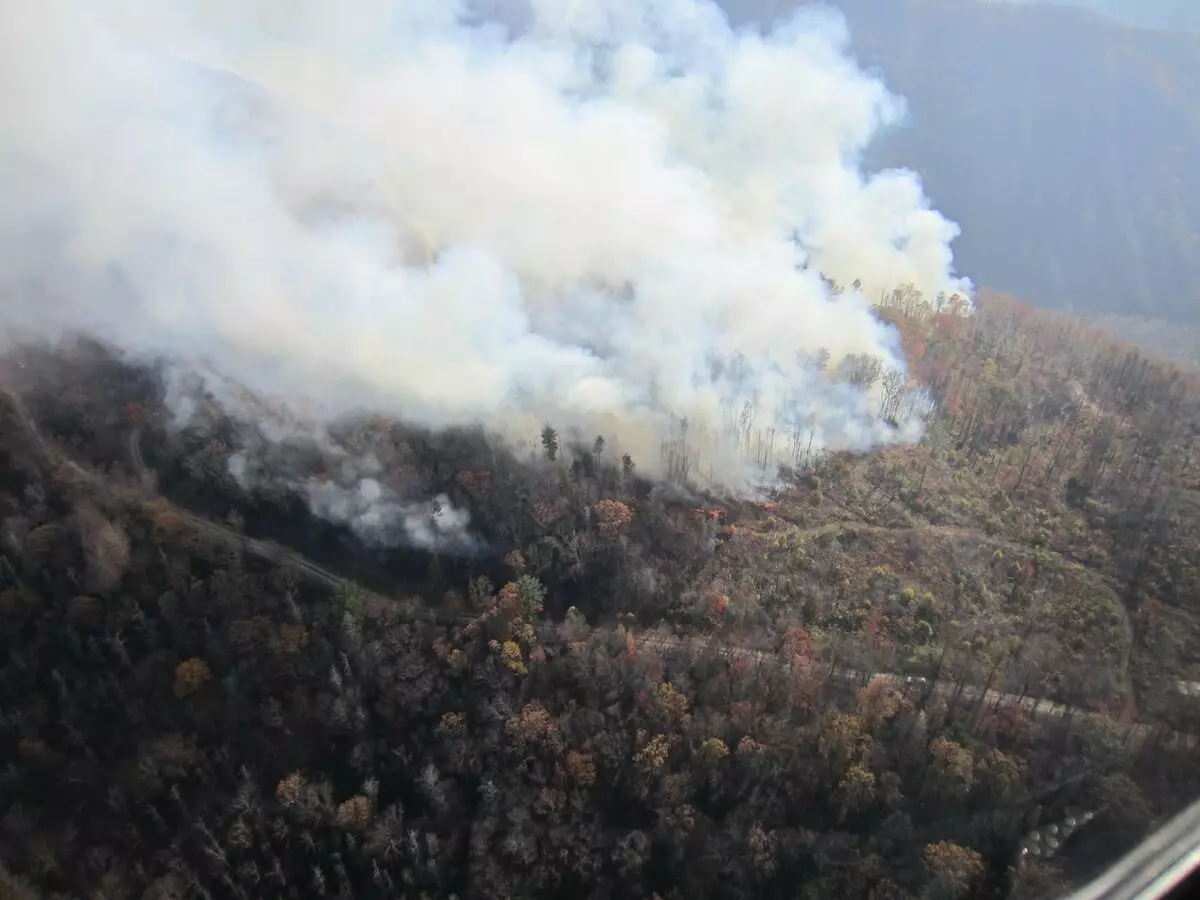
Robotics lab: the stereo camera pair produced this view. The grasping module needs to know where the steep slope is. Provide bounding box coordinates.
[722,0,1200,323]
[1022,0,1200,35]
[5,296,1200,900]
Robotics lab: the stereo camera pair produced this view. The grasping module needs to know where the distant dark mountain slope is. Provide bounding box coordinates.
[723,0,1200,322]
[1027,0,1200,36]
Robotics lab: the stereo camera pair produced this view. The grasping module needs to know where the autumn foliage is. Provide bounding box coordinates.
[3,296,1200,900]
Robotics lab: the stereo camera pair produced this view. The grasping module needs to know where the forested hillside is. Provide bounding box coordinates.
[1080,311,1200,367]
[1011,0,1200,35]
[3,289,1200,900]
[722,0,1200,324]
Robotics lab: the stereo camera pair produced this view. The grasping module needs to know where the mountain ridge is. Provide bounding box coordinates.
[722,0,1200,324]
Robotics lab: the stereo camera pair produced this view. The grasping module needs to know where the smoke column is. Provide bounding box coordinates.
[0,0,969,484]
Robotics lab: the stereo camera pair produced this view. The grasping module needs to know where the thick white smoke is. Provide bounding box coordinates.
[0,0,969,487]
[227,439,478,552]
[306,482,476,553]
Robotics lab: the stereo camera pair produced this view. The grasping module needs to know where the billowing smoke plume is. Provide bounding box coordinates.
[227,435,478,552]
[306,483,476,553]
[0,0,969,490]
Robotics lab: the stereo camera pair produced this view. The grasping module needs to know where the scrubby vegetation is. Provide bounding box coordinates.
[3,288,1200,900]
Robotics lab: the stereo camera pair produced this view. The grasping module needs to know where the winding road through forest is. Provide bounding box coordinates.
[119,420,1193,749]
[3,385,1191,749]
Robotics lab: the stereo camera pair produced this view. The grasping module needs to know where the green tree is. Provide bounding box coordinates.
[514,575,546,619]
[541,425,559,461]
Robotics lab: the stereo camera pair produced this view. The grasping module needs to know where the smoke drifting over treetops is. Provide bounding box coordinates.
[225,425,479,551]
[0,0,969,488]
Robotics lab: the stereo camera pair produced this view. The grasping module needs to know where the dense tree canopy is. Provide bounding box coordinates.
[2,289,1200,899]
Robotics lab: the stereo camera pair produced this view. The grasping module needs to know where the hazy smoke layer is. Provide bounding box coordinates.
[228,438,479,552]
[306,483,477,552]
[0,0,969,484]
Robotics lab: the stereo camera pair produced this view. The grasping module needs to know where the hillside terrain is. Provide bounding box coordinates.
[1010,0,1200,35]
[1080,312,1200,368]
[721,0,1200,324]
[3,290,1200,899]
